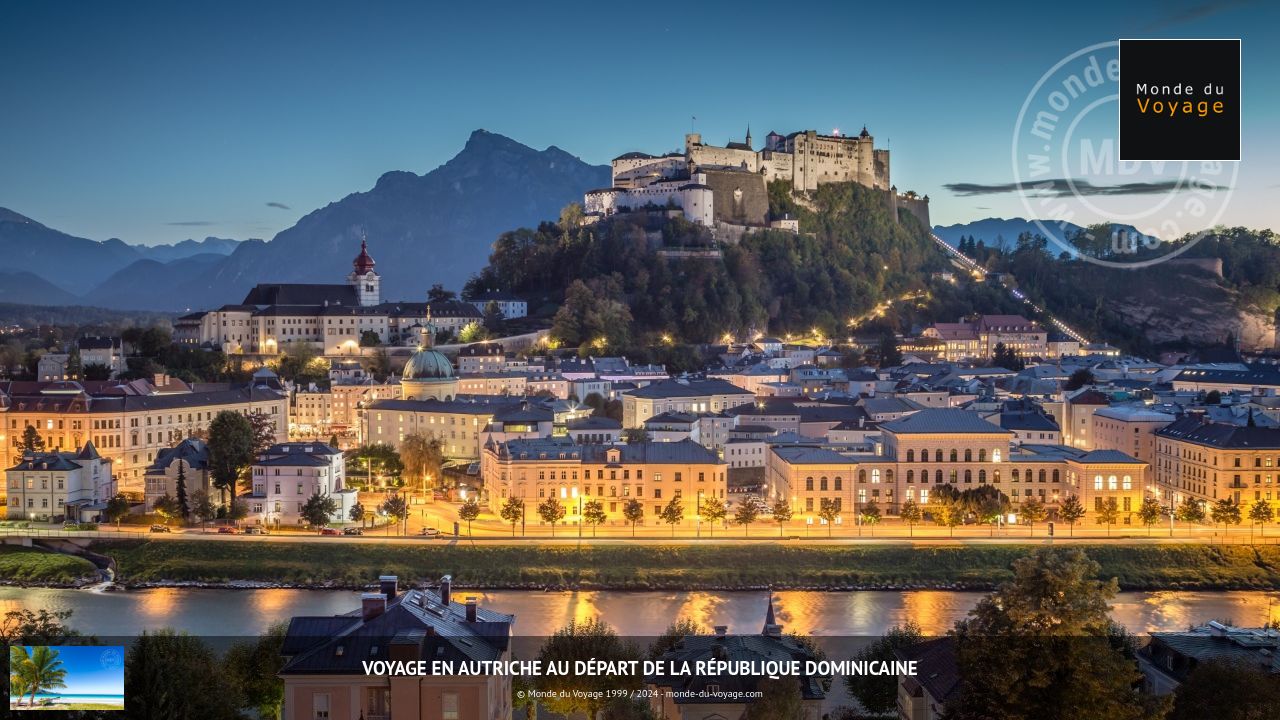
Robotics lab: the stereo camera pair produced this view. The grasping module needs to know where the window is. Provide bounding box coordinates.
[1094,475,1103,490]
[805,477,814,491]
[312,693,330,720]
[442,692,460,720]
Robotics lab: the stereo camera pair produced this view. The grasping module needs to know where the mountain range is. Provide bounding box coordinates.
[932,216,1160,252]
[0,130,608,312]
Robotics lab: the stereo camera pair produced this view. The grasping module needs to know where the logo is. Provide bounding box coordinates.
[1011,41,1237,269]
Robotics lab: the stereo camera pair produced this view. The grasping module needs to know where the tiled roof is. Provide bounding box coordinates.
[242,283,359,307]
[625,378,751,399]
[880,408,1009,435]
[896,637,959,704]
[1155,415,1280,450]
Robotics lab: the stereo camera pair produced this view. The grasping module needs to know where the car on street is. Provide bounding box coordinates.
[149,524,171,533]
[319,527,340,536]
[342,527,363,536]
[244,527,270,535]
[217,526,237,534]
[419,527,440,537]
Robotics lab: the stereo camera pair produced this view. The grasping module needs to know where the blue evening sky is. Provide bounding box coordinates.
[1,0,1276,246]
[17,646,124,696]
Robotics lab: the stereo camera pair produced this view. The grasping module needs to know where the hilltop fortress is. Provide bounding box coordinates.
[584,127,929,237]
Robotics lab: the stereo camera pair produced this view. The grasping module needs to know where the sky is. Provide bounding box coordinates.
[14,646,124,697]
[1,0,1276,246]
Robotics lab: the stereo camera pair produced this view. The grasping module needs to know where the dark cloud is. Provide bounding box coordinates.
[944,179,1228,197]
[165,220,216,226]
[266,201,290,210]
[1143,0,1256,31]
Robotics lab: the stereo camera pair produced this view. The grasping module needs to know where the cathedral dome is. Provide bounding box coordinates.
[403,347,454,380]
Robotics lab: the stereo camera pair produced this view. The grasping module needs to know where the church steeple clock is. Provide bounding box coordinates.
[348,233,380,306]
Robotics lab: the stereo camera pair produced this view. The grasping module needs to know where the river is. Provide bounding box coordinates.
[2,586,1277,639]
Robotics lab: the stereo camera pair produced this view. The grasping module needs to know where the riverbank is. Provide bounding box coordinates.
[0,545,98,585]
[59,540,1280,591]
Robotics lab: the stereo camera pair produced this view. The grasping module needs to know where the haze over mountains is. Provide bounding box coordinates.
[0,130,609,312]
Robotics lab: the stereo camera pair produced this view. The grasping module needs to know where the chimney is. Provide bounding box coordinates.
[714,625,728,638]
[466,597,478,622]
[439,574,452,606]
[379,575,398,601]
[361,593,386,621]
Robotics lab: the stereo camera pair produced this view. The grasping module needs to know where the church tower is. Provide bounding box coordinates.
[348,235,380,306]
[745,124,753,150]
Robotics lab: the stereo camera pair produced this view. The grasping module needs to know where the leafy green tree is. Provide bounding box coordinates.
[300,491,339,531]
[1020,497,1047,536]
[877,332,903,368]
[700,495,726,537]
[208,410,254,506]
[860,500,882,535]
[501,497,525,537]
[223,624,287,720]
[83,362,112,381]
[1097,497,1121,536]
[65,345,83,380]
[348,502,365,526]
[947,548,1162,720]
[735,497,761,537]
[538,497,566,536]
[400,433,444,492]
[380,493,409,535]
[1248,500,1274,538]
[359,330,381,347]
[10,644,67,709]
[770,497,793,537]
[659,496,684,536]
[458,497,482,535]
[1065,368,1095,391]
[845,622,923,716]
[153,493,181,525]
[622,428,649,444]
[582,499,606,537]
[105,493,132,528]
[748,677,806,719]
[1168,659,1280,720]
[126,629,244,720]
[899,498,922,536]
[482,300,506,335]
[1211,498,1242,533]
[227,497,249,525]
[368,347,392,382]
[623,499,644,536]
[648,618,705,661]
[19,425,44,453]
[535,618,642,719]
[1138,496,1165,536]
[190,489,216,531]
[1177,497,1206,534]
[427,283,456,303]
[1059,494,1086,536]
[817,498,840,537]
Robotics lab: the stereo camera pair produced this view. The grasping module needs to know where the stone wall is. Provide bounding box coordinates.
[702,169,769,226]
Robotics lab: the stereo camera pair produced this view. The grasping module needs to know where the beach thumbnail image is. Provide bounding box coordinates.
[9,645,124,711]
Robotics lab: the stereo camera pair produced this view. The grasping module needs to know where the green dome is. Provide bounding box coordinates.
[403,347,454,380]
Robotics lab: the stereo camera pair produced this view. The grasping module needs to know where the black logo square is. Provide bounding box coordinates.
[1119,39,1240,161]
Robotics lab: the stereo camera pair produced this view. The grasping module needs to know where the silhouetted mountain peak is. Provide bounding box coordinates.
[0,207,44,226]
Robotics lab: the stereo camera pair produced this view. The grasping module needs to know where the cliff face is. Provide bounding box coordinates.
[1098,264,1275,349]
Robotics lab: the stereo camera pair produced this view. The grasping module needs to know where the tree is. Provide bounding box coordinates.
[935,501,963,536]
[648,618,705,661]
[817,497,840,537]
[623,499,644,536]
[501,497,525,537]
[622,427,650,444]
[223,624,287,720]
[1211,498,1242,534]
[65,344,83,380]
[899,498,922,536]
[458,497,482,535]
[860,500,882,535]
[190,489,217,531]
[734,497,761,537]
[126,630,244,720]
[1138,496,1165,536]
[348,502,365,526]
[247,410,277,453]
[538,497,566,536]
[845,622,924,716]
[1168,659,1280,720]
[535,618,643,719]
[1204,389,1223,405]
[748,677,806,719]
[368,347,392,382]
[227,497,249,525]
[1248,500,1274,539]
[175,461,190,520]
[104,493,132,528]
[660,496,685,536]
[582,499,607,537]
[1059,494,1086,536]
[1020,497,1047,537]
[947,548,1159,720]
[153,493,181,525]
[208,410,254,506]
[482,300,506,335]
[427,283,456,303]
[1065,368,1095,391]
[1177,497,1206,534]
[1097,497,1121,536]
[877,332,902,368]
[700,496,727,537]
[400,433,445,492]
[10,644,67,709]
[359,329,381,347]
[83,362,112,381]
[770,497,793,537]
[991,341,1025,371]
[300,491,339,531]
[380,493,409,535]
[19,425,44,453]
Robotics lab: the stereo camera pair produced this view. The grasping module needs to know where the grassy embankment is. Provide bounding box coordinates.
[0,545,99,584]
[85,540,1280,591]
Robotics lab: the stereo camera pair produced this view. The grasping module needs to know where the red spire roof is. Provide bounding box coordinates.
[352,238,376,275]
